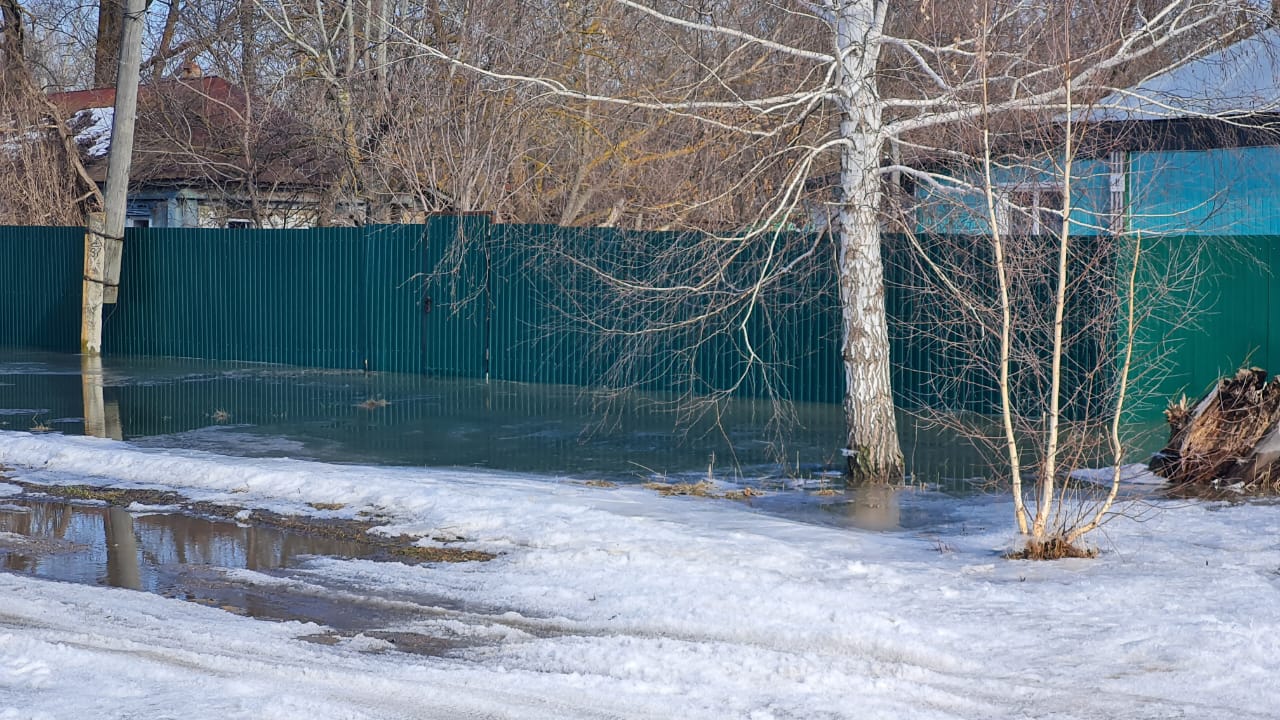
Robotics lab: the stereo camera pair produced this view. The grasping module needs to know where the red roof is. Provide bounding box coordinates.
[47,87,117,115]
[48,77,247,115]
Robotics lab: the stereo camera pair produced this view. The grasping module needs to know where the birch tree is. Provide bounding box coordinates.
[365,0,1258,485]
[899,0,1271,554]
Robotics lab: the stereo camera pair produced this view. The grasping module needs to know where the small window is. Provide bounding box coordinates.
[225,219,253,230]
[1000,186,1064,237]
[125,217,150,229]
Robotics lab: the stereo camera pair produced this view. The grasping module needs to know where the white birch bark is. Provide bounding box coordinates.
[832,1,902,481]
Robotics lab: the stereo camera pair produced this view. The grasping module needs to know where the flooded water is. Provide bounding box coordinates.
[0,349,992,485]
[0,494,476,651]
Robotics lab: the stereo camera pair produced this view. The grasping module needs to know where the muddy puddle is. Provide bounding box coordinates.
[0,494,488,655]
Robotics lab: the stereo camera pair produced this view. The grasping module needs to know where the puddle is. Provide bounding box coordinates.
[0,496,477,654]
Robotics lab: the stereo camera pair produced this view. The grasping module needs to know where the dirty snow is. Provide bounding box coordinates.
[0,431,1278,719]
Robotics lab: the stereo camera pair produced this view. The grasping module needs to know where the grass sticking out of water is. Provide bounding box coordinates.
[642,481,764,502]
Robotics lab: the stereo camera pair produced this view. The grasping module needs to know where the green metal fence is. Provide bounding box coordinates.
[0,225,83,353]
[5,220,1272,416]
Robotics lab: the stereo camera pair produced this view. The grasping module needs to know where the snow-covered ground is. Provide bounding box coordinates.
[0,431,1278,719]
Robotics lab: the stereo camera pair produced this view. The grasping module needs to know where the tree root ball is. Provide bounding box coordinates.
[1150,367,1280,491]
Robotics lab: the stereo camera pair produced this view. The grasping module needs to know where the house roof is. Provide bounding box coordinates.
[1091,26,1280,121]
[48,76,335,187]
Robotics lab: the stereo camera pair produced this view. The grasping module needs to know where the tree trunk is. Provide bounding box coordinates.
[94,0,123,87]
[1,0,24,90]
[836,2,903,483]
[837,161,903,483]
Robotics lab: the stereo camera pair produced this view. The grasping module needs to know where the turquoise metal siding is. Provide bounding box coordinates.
[1128,147,1280,235]
[0,226,83,352]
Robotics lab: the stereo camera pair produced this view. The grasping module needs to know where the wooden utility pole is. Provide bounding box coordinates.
[82,0,145,353]
[102,0,144,306]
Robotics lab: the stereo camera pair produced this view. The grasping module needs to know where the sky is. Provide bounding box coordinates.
[0,431,1278,719]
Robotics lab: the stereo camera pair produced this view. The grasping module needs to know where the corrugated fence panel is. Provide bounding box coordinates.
[362,219,487,375]
[16,221,1250,420]
[107,227,367,367]
[361,224,418,374]
[0,226,83,353]
[489,223,587,386]
[1131,235,1277,414]
[418,217,488,376]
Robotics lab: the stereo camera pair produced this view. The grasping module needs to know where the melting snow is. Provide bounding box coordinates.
[0,431,1277,719]
[69,107,113,158]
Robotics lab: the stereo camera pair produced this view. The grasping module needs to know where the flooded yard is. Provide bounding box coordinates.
[0,349,991,485]
[0,350,990,649]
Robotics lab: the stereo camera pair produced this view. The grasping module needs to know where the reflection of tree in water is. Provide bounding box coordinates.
[1,502,74,573]
[846,484,901,532]
[105,506,141,589]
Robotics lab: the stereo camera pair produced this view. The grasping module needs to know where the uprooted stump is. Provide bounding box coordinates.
[1149,367,1280,490]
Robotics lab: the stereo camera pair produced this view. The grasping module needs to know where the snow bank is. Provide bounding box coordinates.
[1,431,1278,719]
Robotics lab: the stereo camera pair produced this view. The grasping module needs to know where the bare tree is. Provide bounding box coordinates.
[894,0,1276,554]
[353,0,1259,490]
[0,0,102,224]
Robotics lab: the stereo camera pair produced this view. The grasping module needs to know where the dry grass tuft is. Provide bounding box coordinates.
[581,479,617,488]
[643,481,716,497]
[391,545,494,563]
[642,481,765,501]
[722,487,764,501]
[36,484,184,506]
[307,502,346,511]
[356,397,390,410]
[211,409,232,423]
[1006,537,1098,561]
[29,422,52,433]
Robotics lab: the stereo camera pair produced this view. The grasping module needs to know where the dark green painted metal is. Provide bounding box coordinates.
[1128,234,1279,414]
[0,226,83,353]
[9,220,1253,419]
[105,227,367,368]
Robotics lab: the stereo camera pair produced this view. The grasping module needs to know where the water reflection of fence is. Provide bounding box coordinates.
[0,356,997,482]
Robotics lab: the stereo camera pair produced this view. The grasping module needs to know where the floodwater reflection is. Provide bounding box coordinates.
[0,498,378,593]
[0,497,429,631]
[0,350,994,485]
[844,483,902,531]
